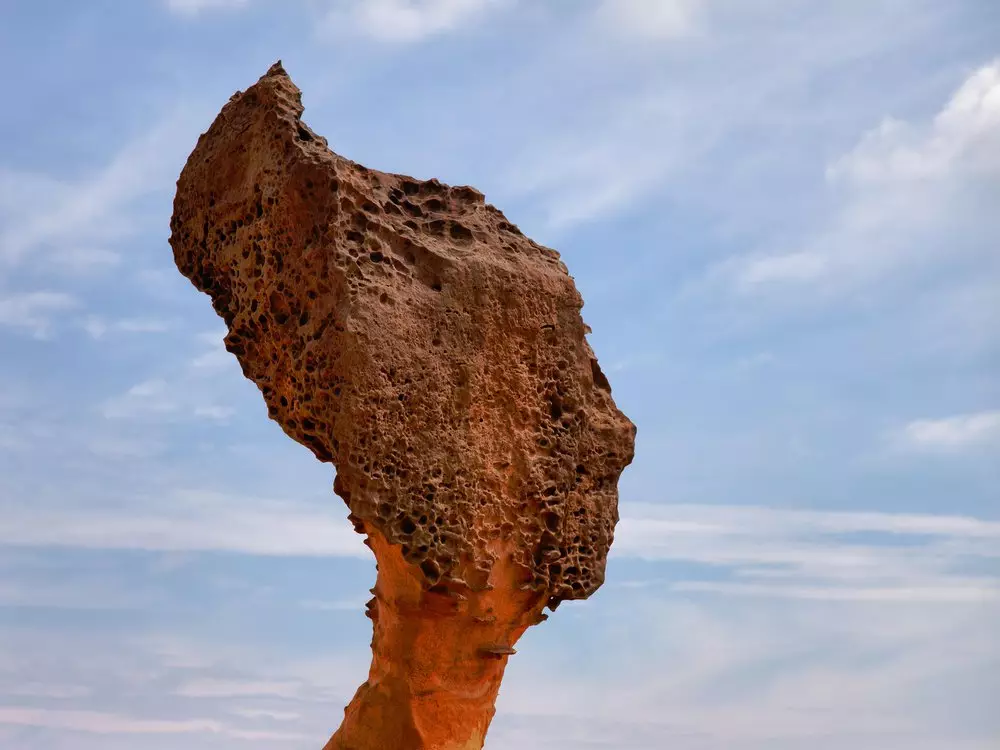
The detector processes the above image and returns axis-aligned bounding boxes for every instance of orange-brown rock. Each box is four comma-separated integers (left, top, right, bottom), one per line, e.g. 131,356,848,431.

169,62,636,750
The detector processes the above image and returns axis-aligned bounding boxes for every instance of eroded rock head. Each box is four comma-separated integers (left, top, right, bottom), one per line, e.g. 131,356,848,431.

169,61,635,609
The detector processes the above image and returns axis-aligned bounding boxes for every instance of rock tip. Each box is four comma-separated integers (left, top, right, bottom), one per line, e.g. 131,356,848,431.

264,59,288,78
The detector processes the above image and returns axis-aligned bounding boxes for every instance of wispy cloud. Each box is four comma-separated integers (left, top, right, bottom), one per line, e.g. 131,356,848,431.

895,410,1000,452
192,405,236,420
0,291,77,338
101,379,179,420
724,59,1000,294
100,332,242,422
826,61,1000,184
0,579,152,610
0,112,199,272
614,501,1000,602
504,90,700,229
0,489,366,558
500,1,950,232
164,0,249,17
189,329,233,370
593,0,705,41
0,707,221,735
672,580,999,602
2,488,994,597
86,436,166,460
317,0,510,44
495,585,999,749
0,706,309,742
228,708,301,722
6,683,92,699
80,316,172,340
0,629,365,746
175,679,302,700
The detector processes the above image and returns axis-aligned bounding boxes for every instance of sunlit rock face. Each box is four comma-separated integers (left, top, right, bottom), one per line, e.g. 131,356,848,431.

169,62,635,750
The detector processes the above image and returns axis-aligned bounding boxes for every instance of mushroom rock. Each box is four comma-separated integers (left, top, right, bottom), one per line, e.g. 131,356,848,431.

169,62,636,750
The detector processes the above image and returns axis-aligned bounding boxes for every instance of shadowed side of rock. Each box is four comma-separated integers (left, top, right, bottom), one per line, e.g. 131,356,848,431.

169,62,635,749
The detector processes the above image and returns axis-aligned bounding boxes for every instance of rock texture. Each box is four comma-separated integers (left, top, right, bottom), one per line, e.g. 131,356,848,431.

169,62,636,750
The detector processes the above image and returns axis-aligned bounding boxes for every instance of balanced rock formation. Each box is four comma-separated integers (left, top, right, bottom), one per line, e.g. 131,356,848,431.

169,62,636,750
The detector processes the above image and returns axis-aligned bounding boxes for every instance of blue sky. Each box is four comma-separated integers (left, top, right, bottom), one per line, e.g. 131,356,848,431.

0,0,998,748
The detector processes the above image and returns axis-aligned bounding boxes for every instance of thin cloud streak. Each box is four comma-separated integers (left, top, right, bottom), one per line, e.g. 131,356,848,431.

0,490,367,558
672,580,1000,602
1,492,994,602
165,0,249,16
0,706,309,742
0,109,203,272
317,0,510,44
0,291,78,338
895,410,1000,452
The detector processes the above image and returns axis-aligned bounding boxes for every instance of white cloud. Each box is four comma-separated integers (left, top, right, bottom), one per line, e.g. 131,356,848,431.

0,628,366,746
504,90,699,229
593,0,705,40
725,60,1000,295
190,347,233,371
7,683,92,699
189,328,237,372
228,708,301,722
827,61,1000,184
495,589,999,749
0,111,199,272
192,405,236,421
499,1,943,232
618,501,1000,544
100,329,242,421
175,678,302,700
319,0,508,44
86,436,166,460
0,706,309,742
613,501,1000,603
0,500,994,750
0,707,223,735
165,0,249,16
101,379,179,420
732,251,830,287
0,291,77,338
81,316,172,340
0,489,366,558
672,580,999,603
1,487,993,603
0,578,152,610
1,585,995,750
896,410,1000,452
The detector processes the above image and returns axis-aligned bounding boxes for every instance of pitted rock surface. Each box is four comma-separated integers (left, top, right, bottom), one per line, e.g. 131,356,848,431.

170,61,636,749
169,62,636,610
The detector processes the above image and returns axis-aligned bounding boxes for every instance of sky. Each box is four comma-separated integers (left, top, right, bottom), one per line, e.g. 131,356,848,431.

0,0,998,748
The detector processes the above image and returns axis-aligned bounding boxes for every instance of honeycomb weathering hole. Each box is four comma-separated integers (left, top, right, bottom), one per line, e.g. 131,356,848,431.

168,61,636,750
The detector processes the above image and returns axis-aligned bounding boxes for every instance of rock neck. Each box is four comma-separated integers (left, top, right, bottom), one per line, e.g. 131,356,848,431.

324,531,545,750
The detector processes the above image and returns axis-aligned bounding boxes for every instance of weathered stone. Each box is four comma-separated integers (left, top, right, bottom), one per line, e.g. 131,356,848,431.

169,61,635,750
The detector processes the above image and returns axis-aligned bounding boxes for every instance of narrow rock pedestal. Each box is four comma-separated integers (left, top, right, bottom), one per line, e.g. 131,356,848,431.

324,531,545,750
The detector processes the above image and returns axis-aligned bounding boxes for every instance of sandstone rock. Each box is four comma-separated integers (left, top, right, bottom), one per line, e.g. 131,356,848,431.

169,61,635,750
